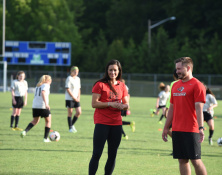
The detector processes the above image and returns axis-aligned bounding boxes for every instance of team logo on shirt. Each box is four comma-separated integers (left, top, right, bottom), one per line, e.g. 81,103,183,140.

177,86,184,92
173,86,186,96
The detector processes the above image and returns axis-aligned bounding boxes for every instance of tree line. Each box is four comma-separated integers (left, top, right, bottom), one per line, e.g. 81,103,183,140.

0,0,222,74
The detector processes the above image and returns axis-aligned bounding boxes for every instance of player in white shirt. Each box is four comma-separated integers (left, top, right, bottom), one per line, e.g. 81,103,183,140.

10,71,28,131
150,82,170,124
203,86,218,145
20,75,52,142
65,66,81,133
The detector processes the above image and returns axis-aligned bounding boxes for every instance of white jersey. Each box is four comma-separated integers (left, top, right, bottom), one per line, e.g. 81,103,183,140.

203,94,217,116
158,90,170,106
11,79,28,96
65,75,81,100
32,83,50,109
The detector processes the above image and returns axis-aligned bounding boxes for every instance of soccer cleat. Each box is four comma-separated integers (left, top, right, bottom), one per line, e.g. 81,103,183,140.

69,125,77,133
130,121,135,132
14,127,23,131
20,131,26,138
209,137,213,145
72,125,77,133
122,135,128,140
150,109,156,117
158,121,163,125
43,138,51,143
11,127,15,131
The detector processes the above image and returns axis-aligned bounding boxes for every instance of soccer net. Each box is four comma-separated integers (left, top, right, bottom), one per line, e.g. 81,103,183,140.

0,61,7,92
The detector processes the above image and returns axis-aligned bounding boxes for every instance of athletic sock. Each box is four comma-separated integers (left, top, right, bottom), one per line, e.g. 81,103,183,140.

14,115,19,128
68,117,72,129
72,116,78,125
209,129,214,138
25,123,34,132
10,115,15,128
122,121,130,125
159,114,164,121
122,128,126,136
44,127,50,139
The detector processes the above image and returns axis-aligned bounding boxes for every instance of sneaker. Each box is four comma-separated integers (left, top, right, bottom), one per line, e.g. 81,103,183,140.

69,125,77,133
130,121,135,132
209,137,213,145
122,135,128,140
20,131,26,138
14,127,23,131
72,125,77,133
150,109,156,117
43,138,51,143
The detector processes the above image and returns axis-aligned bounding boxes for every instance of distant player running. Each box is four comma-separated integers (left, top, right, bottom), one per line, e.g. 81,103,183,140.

20,75,52,142
65,66,81,133
10,71,28,131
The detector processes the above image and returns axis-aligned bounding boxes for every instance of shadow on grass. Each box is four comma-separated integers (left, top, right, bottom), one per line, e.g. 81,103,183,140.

0,147,91,153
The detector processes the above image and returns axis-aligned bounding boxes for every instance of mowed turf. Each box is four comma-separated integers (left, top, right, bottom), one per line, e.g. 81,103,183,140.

0,92,222,175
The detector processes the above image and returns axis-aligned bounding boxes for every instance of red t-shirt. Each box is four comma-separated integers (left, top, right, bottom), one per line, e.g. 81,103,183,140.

170,78,206,133
92,81,128,125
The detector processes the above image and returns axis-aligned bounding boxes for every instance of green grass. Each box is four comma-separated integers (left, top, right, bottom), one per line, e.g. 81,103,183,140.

0,92,222,175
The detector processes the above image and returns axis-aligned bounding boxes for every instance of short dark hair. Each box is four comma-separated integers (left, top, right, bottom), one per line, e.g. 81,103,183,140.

174,57,193,71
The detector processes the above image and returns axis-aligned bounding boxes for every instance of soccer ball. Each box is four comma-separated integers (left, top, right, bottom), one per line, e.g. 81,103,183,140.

49,131,60,141
217,137,222,146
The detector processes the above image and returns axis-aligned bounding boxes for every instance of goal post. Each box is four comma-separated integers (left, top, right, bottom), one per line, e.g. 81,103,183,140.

0,61,7,92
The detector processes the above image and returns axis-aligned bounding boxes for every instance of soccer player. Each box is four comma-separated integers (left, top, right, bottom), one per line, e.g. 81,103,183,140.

20,75,52,142
121,79,135,140
65,66,81,133
203,85,218,145
10,71,28,131
162,57,207,175
150,82,170,124
89,60,129,175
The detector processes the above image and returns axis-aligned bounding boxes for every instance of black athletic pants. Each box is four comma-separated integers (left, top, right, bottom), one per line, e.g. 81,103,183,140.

89,124,122,175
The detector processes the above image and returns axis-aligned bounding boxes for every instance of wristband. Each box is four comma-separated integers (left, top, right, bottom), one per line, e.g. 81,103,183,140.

108,102,110,107
199,126,204,130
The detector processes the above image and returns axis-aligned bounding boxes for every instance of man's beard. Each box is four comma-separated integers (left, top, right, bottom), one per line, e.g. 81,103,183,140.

178,72,186,80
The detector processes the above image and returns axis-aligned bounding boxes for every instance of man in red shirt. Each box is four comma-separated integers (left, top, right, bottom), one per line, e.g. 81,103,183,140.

162,57,207,175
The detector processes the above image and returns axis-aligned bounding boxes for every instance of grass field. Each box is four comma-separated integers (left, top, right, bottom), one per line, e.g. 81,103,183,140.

0,92,222,175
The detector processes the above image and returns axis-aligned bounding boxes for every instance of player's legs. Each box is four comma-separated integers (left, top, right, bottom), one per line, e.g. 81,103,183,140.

67,107,73,130
190,159,207,175
89,124,110,175
31,117,41,125
105,125,122,175
207,119,214,145
178,159,191,175
74,106,81,117
44,114,51,128
44,115,51,139
72,106,81,127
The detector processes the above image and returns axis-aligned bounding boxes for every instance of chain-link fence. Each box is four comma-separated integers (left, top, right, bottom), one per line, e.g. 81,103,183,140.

1,70,222,99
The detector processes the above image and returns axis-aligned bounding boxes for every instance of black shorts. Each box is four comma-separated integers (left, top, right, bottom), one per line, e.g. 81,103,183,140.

203,111,213,122
12,96,24,108
158,105,165,109
32,109,51,118
172,131,201,159
66,100,80,108
121,110,127,117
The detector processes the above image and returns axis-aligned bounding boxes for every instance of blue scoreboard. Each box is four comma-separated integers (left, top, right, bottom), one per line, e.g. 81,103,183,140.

3,41,71,66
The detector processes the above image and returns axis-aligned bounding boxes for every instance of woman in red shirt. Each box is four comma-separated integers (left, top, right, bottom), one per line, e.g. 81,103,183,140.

89,60,129,175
